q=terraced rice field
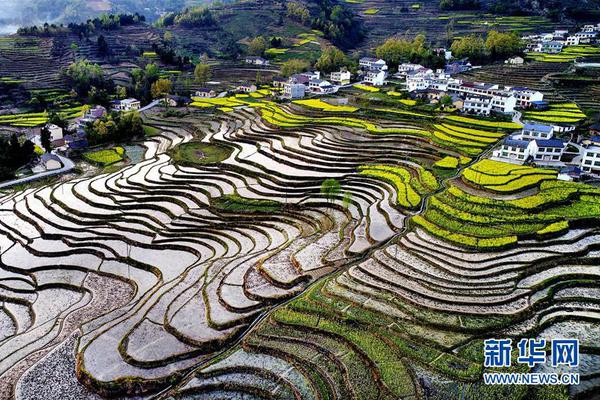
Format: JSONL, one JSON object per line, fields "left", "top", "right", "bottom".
{"left": 0, "top": 95, "right": 598, "bottom": 399}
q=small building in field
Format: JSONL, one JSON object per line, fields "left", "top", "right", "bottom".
{"left": 505, "top": 56, "right": 525, "bottom": 65}
{"left": 245, "top": 56, "right": 269, "bottom": 66}
{"left": 272, "top": 76, "right": 288, "bottom": 89}
{"left": 41, "top": 153, "right": 62, "bottom": 171}
{"left": 194, "top": 88, "right": 217, "bottom": 98}
{"left": 529, "top": 100, "right": 550, "bottom": 110}
{"left": 111, "top": 98, "right": 141, "bottom": 112}
{"left": 162, "top": 95, "right": 191, "bottom": 107}
{"left": 330, "top": 69, "right": 351, "bottom": 85}
{"left": 46, "top": 124, "right": 63, "bottom": 142}
{"left": 236, "top": 82, "right": 257, "bottom": 93}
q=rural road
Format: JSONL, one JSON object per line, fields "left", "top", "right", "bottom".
{"left": 0, "top": 154, "right": 74, "bottom": 189}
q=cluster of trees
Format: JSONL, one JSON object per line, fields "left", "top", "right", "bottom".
{"left": 86, "top": 111, "right": 144, "bottom": 146}
{"left": 63, "top": 60, "right": 114, "bottom": 103}
{"left": 158, "top": 7, "right": 215, "bottom": 28}
{"left": 375, "top": 35, "right": 446, "bottom": 69}
{"left": 286, "top": 0, "right": 364, "bottom": 48}
{"left": 17, "top": 13, "right": 145, "bottom": 37}
{"left": 280, "top": 59, "right": 310, "bottom": 77}
{"left": 439, "top": 0, "right": 480, "bottom": 10}
{"left": 194, "top": 63, "right": 212, "bottom": 86}
{"left": 0, "top": 135, "right": 35, "bottom": 181}
{"left": 314, "top": 46, "right": 347, "bottom": 73}
{"left": 247, "top": 36, "right": 284, "bottom": 57}
{"left": 451, "top": 30, "right": 524, "bottom": 63}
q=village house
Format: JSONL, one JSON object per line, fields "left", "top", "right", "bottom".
{"left": 236, "top": 82, "right": 257, "bottom": 93}
{"left": 512, "top": 88, "right": 544, "bottom": 108}
{"left": 521, "top": 123, "right": 554, "bottom": 140}
{"left": 581, "top": 145, "right": 600, "bottom": 174}
{"left": 359, "top": 57, "right": 387, "bottom": 70}
{"left": 533, "top": 139, "right": 565, "bottom": 164}
{"left": 194, "top": 88, "right": 217, "bottom": 98}
{"left": 32, "top": 153, "right": 62, "bottom": 173}
{"left": 161, "top": 95, "right": 191, "bottom": 107}
{"left": 505, "top": 56, "right": 525, "bottom": 65}
{"left": 244, "top": 56, "right": 270, "bottom": 66}
{"left": 282, "top": 82, "right": 305, "bottom": 99}
{"left": 272, "top": 76, "right": 288, "bottom": 89}
{"left": 308, "top": 79, "right": 336, "bottom": 94}
{"left": 364, "top": 69, "right": 387, "bottom": 86}
{"left": 46, "top": 124, "right": 63, "bottom": 142}
{"left": 111, "top": 98, "right": 141, "bottom": 112}
{"left": 329, "top": 69, "right": 351, "bottom": 85}
{"left": 394, "top": 63, "right": 425, "bottom": 78}
{"left": 463, "top": 92, "right": 516, "bottom": 115}
{"left": 300, "top": 71, "right": 321, "bottom": 81}
{"left": 492, "top": 136, "right": 536, "bottom": 164}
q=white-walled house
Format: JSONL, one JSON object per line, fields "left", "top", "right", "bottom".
{"left": 309, "top": 79, "right": 336, "bottom": 94}
{"left": 300, "top": 71, "right": 321, "bottom": 80}
{"left": 581, "top": 145, "right": 600, "bottom": 174}
{"left": 493, "top": 136, "right": 537, "bottom": 164}
{"left": 359, "top": 57, "right": 387, "bottom": 70}
{"left": 111, "top": 98, "right": 141, "bottom": 112}
{"left": 512, "top": 88, "right": 544, "bottom": 108}
{"left": 46, "top": 124, "right": 63, "bottom": 142}
{"left": 245, "top": 56, "right": 269, "bottom": 66}
{"left": 364, "top": 69, "right": 387, "bottom": 86}
{"left": 533, "top": 139, "right": 565, "bottom": 164}
{"left": 521, "top": 123, "right": 554, "bottom": 140}
{"left": 195, "top": 88, "right": 217, "bottom": 98}
{"left": 330, "top": 69, "right": 351, "bottom": 85}
{"left": 463, "top": 95, "right": 492, "bottom": 115}
{"left": 283, "top": 82, "right": 305, "bottom": 99}
{"left": 490, "top": 93, "right": 517, "bottom": 114}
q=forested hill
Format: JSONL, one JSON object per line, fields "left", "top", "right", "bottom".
{"left": 0, "top": 0, "right": 221, "bottom": 34}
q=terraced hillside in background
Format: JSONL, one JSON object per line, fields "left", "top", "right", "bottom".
{"left": 0, "top": 91, "right": 598, "bottom": 399}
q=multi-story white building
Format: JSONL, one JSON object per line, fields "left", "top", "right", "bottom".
{"left": 359, "top": 57, "right": 387, "bottom": 70}
{"left": 308, "top": 79, "right": 336, "bottom": 94}
{"left": 533, "top": 139, "right": 565, "bottom": 163}
{"left": 581, "top": 145, "right": 600, "bottom": 174}
{"left": 364, "top": 69, "right": 387, "bottom": 86}
{"left": 283, "top": 82, "right": 305, "bottom": 99}
{"left": 521, "top": 123, "right": 554, "bottom": 140}
{"left": 490, "top": 93, "right": 517, "bottom": 114}
{"left": 512, "top": 87, "right": 544, "bottom": 108}
{"left": 300, "top": 71, "right": 321, "bottom": 81}
{"left": 111, "top": 98, "right": 141, "bottom": 112}
{"left": 492, "top": 136, "right": 537, "bottom": 164}
{"left": 463, "top": 95, "right": 492, "bottom": 115}
{"left": 329, "top": 69, "right": 351, "bottom": 85}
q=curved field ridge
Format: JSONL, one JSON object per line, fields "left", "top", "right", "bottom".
{"left": 0, "top": 98, "right": 597, "bottom": 400}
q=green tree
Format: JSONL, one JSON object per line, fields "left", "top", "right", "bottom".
{"left": 485, "top": 30, "right": 524, "bottom": 59}
{"left": 342, "top": 191, "right": 352, "bottom": 209}
{"left": 321, "top": 178, "right": 341, "bottom": 203}
{"left": 151, "top": 78, "right": 172, "bottom": 99}
{"left": 116, "top": 85, "right": 127, "bottom": 99}
{"left": 40, "top": 126, "right": 52, "bottom": 152}
{"left": 315, "top": 46, "right": 347, "bottom": 73}
{"left": 440, "top": 95, "right": 453, "bottom": 108}
{"left": 280, "top": 59, "right": 310, "bottom": 77}
{"left": 450, "top": 35, "right": 488, "bottom": 63}
{"left": 248, "top": 36, "right": 268, "bottom": 56}
{"left": 194, "top": 63, "right": 212, "bottom": 85}
{"left": 375, "top": 34, "right": 429, "bottom": 68}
